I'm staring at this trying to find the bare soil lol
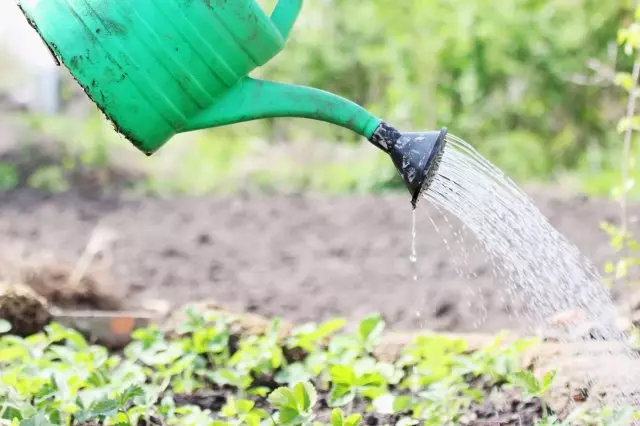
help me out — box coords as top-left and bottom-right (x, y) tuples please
(1, 183), (637, 334)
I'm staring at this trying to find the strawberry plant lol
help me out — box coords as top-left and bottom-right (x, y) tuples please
(0, 307), (634, 425)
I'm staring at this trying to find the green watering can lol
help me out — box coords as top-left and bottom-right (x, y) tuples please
(18, 0), (448, 207)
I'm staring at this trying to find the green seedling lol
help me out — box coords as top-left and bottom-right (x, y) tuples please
(357, 314), (385, 352)
(509, 369), (556, 418)
(267, 381), (318, 425)
(329, 408), (361, 426)
(327, 359), (388, 407)
(0, 310), (625, 426)
(219, 395), (270, 426)
(287, 319), (347, 353)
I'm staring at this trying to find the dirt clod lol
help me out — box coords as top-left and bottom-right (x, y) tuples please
(20, 261), (122, 310)
(0, 282), (51, 336)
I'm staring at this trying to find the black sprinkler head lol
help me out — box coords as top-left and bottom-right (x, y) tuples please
(369, 122), (448, 208)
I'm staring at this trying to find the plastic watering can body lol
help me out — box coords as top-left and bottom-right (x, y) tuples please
(19, 0), (449, 207)
(19, 0), (381, 154)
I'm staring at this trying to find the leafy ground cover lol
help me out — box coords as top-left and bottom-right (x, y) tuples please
(0, 308), (636, 426)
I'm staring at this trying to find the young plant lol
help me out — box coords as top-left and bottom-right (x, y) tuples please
(508, 369), (556, 418)
(218, 395), (270, 426)
(267, 381), (318, 425)
(286, 319), (347, 353)
(327, 358), (388, 408)
(329, 408), (361, 426)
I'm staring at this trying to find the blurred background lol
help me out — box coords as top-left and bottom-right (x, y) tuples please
(1, 0), (639, 333)
(0, 0), (634, 197)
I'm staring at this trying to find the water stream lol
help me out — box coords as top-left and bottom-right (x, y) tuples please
(410, 210), (418, 281)
(419, 133), (639, 407)
(423, 134), (624, 340)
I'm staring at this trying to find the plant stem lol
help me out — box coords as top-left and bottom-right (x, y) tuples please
(616, 33), (640, 292)
(620, 23), (640, 236)
(541, 399), (548, 419)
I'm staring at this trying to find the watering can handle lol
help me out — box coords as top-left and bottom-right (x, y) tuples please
(270, 0), (303, 40)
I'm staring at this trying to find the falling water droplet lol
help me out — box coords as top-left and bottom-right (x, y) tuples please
(410, 209), (418, 281)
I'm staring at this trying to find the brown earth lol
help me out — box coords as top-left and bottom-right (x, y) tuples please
(0, 184), (637, 335)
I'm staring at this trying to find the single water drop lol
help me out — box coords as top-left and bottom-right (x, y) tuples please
(410, 209), (418, 280)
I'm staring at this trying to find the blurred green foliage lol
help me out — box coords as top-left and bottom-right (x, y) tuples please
(7, 0), (640, 196)
(259, 0), (629, 183)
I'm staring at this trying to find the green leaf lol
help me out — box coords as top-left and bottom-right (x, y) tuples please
(109, 412), (131, 426)
(18, 412), (51, 426)
(305, 381), (318, 410)
(615, 72), (634, 90)
(330, 365), (356, 385)
(331, 408), (344, 426)
(88, 399), (119, 418)
(312, 319), (347, 339)
(511, 371), (540, 396)
(237, 399), (255, 413)
(244, 412), (266, 426)
(356, 372), (385, 388)
(220, 396), (238, 418)
(271, 346), (284, 369)
(542, 370), (556, 390)
(358, 314), (385, 344)
(268, 387), (298, 411)
(248, 386), (271, 398)
(328, 384), (356, 407)
(279, 407), (301, 423)
(293, 381), (317, 412)
(345, 413), (362, 426)
(118, 385), (144, 405)
(604, 262), (615, 274)
(0, 346), (29, 363)
(210, 368), (252, 390)
(275, 362), (312, 385)
(393, 395), (413, 412)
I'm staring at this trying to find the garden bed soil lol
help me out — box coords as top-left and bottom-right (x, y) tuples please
(1, 186), (639, 335)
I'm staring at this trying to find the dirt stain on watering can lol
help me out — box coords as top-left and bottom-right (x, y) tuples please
(102, 17), (127, 36)
(203, 0), (229, 9)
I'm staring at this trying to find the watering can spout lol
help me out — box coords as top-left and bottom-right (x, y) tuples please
(184, 79), (448, 207)
(369, 123), (448, 208)
(183, 77), (381, 138)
